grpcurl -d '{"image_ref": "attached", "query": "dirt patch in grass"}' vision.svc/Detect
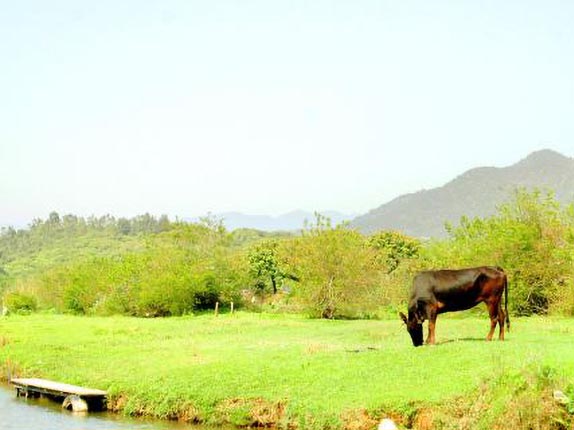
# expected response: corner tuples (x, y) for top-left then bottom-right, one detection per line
(215, 398), (286, 427)
(177, 402), (203, 424)
(106, 393), (128, 413)
(412, 408), (435, 430)
(340, 408), (378, 430)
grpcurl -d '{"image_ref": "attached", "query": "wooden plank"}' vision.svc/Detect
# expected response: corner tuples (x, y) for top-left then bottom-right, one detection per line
(10, 378), (107, 397)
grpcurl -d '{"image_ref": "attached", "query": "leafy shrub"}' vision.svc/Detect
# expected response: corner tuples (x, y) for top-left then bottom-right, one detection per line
(3, 291), (38, 314)
(283, 215), (385, 319)
(367, 230), (420, 273)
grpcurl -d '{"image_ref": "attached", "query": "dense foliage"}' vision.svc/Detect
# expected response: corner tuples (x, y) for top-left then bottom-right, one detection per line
(1, 189), (573, 318)
(283, 214), (385, 318)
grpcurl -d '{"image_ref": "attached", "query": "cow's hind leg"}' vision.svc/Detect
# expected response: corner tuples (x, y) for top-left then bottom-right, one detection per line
(486, 301), (500, 341)
(497, 305), (505, 341)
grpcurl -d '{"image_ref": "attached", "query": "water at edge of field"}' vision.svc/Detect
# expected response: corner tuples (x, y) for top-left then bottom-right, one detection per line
(0, 383), (223, 430)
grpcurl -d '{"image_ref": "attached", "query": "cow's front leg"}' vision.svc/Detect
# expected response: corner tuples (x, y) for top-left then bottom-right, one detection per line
(426, 308), (438, 345)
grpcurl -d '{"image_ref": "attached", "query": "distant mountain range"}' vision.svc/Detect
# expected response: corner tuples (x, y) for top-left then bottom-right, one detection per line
(190, 149), (573, 237)
(352, 149), (574, 238)
(198, 210), (356, 232)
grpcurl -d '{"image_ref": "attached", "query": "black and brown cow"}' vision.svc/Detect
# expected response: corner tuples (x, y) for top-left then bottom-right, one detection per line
(400, 266), (509, 346)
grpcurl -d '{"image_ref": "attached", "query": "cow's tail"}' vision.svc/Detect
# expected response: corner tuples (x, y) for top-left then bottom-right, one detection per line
(504, 274), (510, 332)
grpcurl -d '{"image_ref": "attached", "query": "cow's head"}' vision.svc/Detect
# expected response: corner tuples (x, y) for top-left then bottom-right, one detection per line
(400, 311), (424, 347)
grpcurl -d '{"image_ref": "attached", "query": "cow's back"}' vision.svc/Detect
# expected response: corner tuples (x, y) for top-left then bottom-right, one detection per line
(410, 267), (504, 309)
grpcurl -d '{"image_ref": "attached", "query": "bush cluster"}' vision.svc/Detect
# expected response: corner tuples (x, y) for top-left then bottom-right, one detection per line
(19, 221), (248, 317)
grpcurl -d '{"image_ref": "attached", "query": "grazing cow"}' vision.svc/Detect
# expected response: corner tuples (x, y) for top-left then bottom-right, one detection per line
(399, 266), (509, 346)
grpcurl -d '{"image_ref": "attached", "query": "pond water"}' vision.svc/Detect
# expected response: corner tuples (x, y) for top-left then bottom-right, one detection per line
(0, 384), (217, 430)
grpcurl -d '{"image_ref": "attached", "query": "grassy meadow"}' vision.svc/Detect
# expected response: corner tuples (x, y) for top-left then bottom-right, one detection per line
(1, 312), (573, 429)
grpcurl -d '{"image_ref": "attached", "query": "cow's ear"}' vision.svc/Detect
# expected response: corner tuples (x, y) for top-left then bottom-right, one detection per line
(399, 312), (408, 325)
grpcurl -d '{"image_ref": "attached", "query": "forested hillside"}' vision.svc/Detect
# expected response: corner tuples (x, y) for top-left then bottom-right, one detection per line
(1, 189), (574, 319)
(0, 213), (168, 280)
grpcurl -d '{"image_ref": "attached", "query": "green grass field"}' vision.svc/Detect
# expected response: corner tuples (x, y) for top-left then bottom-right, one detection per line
(1, 313), (573, 429)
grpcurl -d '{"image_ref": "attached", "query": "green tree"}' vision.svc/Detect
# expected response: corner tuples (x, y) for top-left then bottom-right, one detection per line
(48, 211), (61, 226)
(117, 218), (132, 235)
(367, 230), (420, 272)
(285, 214), (383, 319)
(248, 239), (294, 294)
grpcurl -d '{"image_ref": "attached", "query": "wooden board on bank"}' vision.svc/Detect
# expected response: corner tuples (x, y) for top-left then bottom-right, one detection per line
(10, 378), (107, 398)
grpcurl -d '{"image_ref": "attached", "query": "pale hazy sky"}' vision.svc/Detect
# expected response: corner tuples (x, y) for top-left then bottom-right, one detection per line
(2, 1), (573, 227)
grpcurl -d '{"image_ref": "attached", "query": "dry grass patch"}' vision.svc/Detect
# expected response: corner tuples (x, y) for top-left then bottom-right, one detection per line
(340, 408), (377, 430)
(216, 397), (286, 427)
